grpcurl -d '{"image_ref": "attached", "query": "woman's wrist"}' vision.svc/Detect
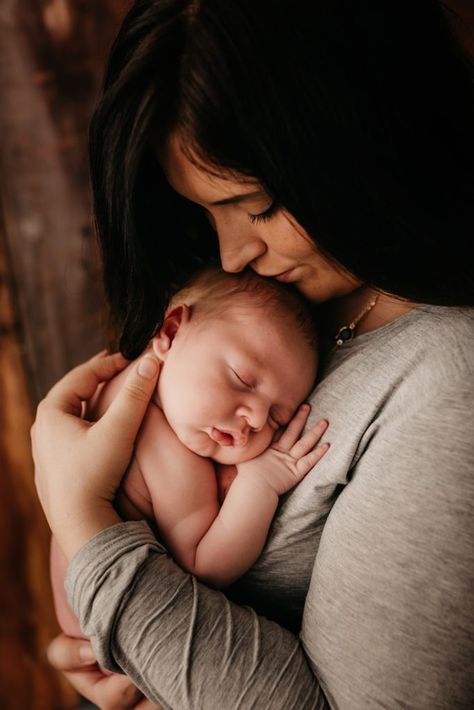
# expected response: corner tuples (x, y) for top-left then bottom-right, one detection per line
(56, 503), (122, 562)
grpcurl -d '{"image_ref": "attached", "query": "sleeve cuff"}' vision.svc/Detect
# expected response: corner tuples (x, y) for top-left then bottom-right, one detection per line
(65, 520), (167, 673)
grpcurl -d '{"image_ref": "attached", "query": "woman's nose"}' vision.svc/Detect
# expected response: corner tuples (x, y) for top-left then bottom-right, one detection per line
(216, 227), (266, 273)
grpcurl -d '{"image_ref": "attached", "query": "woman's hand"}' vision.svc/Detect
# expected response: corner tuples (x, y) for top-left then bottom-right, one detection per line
(47, 635), (162, 709)
(32, 351), (160, 560)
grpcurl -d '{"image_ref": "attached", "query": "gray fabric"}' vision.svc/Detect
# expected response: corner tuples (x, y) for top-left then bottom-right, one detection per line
(66, 305), (474, 709)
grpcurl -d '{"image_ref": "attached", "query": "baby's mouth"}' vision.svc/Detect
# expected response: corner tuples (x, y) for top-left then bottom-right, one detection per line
(210, 427), (247, 447)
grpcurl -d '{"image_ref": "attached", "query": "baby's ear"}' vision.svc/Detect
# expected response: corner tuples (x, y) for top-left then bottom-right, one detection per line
(152, 304), (190, 359)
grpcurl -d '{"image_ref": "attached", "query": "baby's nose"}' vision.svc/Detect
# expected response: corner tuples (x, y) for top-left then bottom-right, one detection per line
(246, 405), (269, 432)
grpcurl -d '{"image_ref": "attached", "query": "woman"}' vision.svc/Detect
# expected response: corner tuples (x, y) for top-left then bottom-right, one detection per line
(33, 1), (474, 708)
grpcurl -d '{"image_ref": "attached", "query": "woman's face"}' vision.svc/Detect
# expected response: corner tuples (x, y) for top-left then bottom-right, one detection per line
(160, 134), (361, 303)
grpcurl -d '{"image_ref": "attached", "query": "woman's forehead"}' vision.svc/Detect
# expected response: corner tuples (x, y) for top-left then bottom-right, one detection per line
(159, 132), (263, 204)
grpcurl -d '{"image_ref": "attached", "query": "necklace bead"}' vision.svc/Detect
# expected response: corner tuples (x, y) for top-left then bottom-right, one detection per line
(335, 325), (355, 346)
(333, 294), (379, 347)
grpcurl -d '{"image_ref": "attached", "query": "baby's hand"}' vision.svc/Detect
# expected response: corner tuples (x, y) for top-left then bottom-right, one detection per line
(237, 405), (329, 496)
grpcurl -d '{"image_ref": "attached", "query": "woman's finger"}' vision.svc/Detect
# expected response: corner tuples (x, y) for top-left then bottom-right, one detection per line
(61, 669), (144, 709)
(47, 634), (145, 709)
(134, 699), (164, 709)
(47, 352), (129, 415)
(46, 634), (97, 671)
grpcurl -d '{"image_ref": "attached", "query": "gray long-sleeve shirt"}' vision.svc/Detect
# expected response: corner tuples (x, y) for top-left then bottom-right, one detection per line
(66, 305), (474, 709)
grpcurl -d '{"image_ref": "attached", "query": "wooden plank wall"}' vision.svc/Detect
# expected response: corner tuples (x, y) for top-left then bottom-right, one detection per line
(0, 2), (471, 710)
(0, 217), (77, 709)
(0, 0), (129, 401)
(0, 2), (130, 708)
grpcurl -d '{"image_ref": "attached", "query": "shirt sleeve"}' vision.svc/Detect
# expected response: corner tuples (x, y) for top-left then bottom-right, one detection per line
(66, 381), (474, 709)
(66, 521), (329, 709)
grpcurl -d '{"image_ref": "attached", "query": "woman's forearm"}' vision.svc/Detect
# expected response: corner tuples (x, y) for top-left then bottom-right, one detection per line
(66, 521), (328, 710)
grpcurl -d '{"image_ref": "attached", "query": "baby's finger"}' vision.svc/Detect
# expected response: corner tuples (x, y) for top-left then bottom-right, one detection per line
(290, 419), (329, 459)
(295, 442), (330, 476)
(276, 404), (311, 450)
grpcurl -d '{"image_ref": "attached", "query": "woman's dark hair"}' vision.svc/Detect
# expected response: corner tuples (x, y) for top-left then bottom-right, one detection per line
(90, 0), (474, 357)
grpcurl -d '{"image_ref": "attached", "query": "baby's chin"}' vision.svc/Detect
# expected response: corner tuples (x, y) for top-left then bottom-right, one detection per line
(205, 437), (270, 465)
(181, 430), (270, 465)
(211, 447), (257, 465)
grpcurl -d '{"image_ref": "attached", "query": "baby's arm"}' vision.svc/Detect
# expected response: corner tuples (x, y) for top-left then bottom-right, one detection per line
(182, 404), (329, 587)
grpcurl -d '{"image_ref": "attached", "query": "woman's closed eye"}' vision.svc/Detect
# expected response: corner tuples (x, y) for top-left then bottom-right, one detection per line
(247, 201), (279, 225)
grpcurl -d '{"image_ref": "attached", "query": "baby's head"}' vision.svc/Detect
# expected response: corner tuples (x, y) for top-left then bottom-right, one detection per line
(152, 266), (318, 465)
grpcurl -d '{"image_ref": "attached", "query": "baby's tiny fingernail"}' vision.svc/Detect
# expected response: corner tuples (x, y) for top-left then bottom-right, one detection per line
(138, 355), (159, 379)
(79, 644), (96, 664)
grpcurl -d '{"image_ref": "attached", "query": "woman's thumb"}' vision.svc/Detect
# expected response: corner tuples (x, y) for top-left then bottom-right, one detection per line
(101, 354), (161, 442)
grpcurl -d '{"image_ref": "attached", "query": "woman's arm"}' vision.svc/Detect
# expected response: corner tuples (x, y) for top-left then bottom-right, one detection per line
(34, 352), (474, 709)
(66, 521), (329, 710)
(33, 352), (329, 707)
(65, 383), (473, 710)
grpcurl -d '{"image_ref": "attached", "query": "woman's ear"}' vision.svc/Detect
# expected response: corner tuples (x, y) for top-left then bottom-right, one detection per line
(152, 304), (190, 360)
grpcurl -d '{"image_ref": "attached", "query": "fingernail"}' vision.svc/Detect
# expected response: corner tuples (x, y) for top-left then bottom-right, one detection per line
(138, 355), (159, 379)
(79, 644), (96, 664)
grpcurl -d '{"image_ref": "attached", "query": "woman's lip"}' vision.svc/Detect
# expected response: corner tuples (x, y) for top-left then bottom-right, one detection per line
(273, 269), (295, 282)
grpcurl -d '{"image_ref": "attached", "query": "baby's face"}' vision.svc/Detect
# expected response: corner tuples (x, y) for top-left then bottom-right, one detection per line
(156, 305), (317, 465)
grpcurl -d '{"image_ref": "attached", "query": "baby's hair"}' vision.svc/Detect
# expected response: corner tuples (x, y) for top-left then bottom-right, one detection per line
(168, 266), (318, 352)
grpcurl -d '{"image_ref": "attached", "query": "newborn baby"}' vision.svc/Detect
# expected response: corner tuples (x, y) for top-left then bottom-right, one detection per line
(51, 266), (328, 640)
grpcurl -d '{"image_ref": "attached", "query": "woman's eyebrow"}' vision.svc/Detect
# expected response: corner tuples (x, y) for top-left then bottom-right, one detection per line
(209, 190), (263, 206)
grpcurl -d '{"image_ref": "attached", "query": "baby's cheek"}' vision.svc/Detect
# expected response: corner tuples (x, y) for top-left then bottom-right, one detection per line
(246, 426), (274, 459)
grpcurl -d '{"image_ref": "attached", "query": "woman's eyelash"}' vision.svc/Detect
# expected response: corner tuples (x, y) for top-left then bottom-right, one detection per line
(248, 202), (279, 225)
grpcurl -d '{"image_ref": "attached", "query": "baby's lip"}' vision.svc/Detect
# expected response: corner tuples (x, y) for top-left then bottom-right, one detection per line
(210, 427), (248, 447)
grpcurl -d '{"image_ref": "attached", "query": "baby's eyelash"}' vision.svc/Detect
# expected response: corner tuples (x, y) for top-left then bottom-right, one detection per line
(232, 370), (252, 389)
(248, 202), (279, 225)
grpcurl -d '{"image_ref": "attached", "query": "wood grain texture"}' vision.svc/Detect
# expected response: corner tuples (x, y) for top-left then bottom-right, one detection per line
(0, 0), (131, 403)
(0, 3), (130, 708)
(0, 217), (77, 709)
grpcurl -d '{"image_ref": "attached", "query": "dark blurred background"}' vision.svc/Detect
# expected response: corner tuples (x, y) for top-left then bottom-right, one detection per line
(0, 1), (472, 708)
(0, 2), (130, 708)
